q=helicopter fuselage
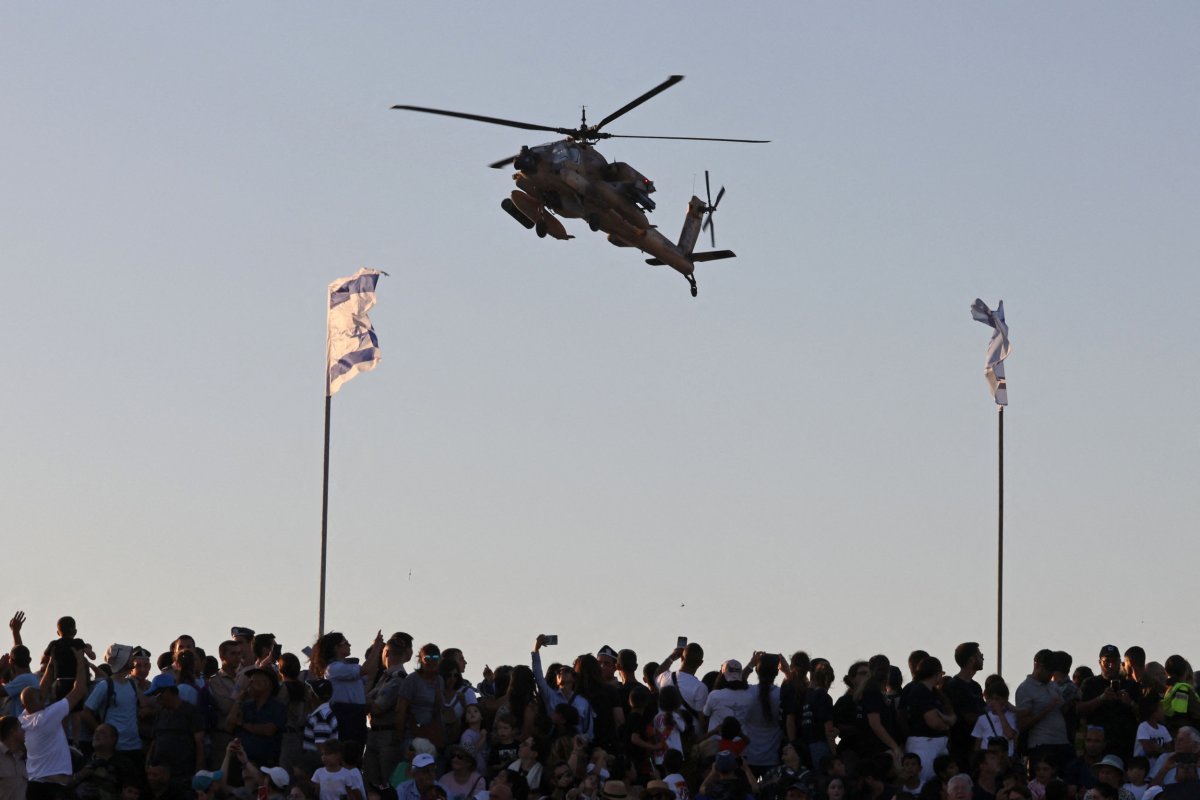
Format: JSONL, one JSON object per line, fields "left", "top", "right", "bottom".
{"left": 505, "top": 138, "right": 703, "bottom": 278}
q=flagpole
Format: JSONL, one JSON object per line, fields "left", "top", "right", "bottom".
{"left": 319, "top": 393, "right": 331, "bottom": 638}
{"left": 997, "top": 404, "right": 1004, "bottom": 678}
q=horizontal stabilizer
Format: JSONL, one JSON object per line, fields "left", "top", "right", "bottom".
{"left": 644, "top": 249, "right": 736, "bottom": 267}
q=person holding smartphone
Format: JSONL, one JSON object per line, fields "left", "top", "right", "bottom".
{"left": 1079, "top": 646, "right": 1141, "bottom": 760}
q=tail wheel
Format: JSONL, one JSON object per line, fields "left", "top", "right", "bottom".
{"left": 588, "top": 214, "right": 601, "bottom": 232}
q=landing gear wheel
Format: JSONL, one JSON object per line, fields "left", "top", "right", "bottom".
{"left": 688, "top": 277, "right": 698, "bottom": 298}
{"left": 588, "top": 214, "right": 601, "bottom": 232}
{"left": 535, "top": 219, "right": 547, "bottom": 238}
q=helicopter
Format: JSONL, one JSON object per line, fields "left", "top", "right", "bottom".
{"left": 392, "top": 75, "right": 768, "bottom": 297}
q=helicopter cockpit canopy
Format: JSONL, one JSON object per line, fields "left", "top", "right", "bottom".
{"left": 549, "top": 141, "right": 580, "bottom": 165}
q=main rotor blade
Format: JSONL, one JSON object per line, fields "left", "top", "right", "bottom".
{"left": 392, "top": 105, "right": 572, "bottom": 135}
{"left": 594, "top": 75, "right": 684, "bottom": 131}
{"left": 489, "top": 155, "right": 518, "bottom": 170}
{"left": 712, "top": 186, "right": 726, "bottom": 209}
{"left": 604, "top": 134, "right": 771, "bottom": 143}
{"left": 705, "top": 170, "right": 712, "bottom": 207}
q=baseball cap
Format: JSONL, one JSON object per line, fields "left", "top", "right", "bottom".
{"left": 231, "top": 626, "right": 255, "bottom": 640}
{"left": 261, "top": 766, "right": 290, "bottom": 788}
{"left": 721, "top": 659, "right": 743, "bottom": 682}
{"left": 145, "top": 673, "right": 178, "bottom": 696}
{"left": 192, "top": 771, "right": 223, "bottom": 792}
{"left": 1099, "top": 644, "right": 1120, "bottom": 659}
{"left": 597, "top": 645, "right": 619, "bottom": 662}
{"left": 412, "top": 753, "right": 436, "bottom": 769}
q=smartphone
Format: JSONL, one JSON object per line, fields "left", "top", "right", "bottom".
{"left": 1110, "top": 679, "right": 1120, "bottom": 691}
{"left": 544, "top": 634, "right": 558, "bottom": 646}
{"left": 677, "top": 636, "right": 688, "bottom": 649}
{"left": 271, "top": 643, "right": 282, "bottom": 660}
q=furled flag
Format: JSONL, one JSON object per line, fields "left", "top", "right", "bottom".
{"left": 970, "top": 298, "right": 1010, "bottom": 406}
{"left": 327, "top": 268, "right": 388, "bottom": 397}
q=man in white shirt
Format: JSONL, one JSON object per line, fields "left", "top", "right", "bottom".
{"left": 21, "top": 643, "right": 89, "bottom": 800}
{"left": 655, "top": 642, "right": 708, "bottom": 737}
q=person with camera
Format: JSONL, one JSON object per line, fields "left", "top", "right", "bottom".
{"left": 1150, "top": 726, "right": 1200, "bottom": 788}
{"left": 1079, "top": 647, "right": 1141, "bottom": 760}
{"left": 1158, "top": 752, "right": 1200, "bottom": 800}
{"left": 696, "top": 750, "right": 757, "bottom": 800}
{"left": 531, "top": 637, "right": 593, "bottom": 743}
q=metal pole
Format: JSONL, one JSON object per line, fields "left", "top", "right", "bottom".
{"left": 319, "top": 393, "right": 331, "bottom": 638}
{"left": 997, "top": 405, "right": 1004, "bottom": 679}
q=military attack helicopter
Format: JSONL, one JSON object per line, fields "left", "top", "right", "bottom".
{"left": 392, "top": 75, "right": 768, "bottom": 297}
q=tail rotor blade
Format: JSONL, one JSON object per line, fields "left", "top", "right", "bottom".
{"left": 701, "top": 176, "right": 725, "bottom": 248}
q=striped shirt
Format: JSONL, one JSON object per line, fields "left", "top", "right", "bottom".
{"left": 303, "top": 703, "right": 340, "bottom": 751}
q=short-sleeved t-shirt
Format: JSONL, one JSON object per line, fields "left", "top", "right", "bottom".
{"left": 1081, "top": 676, "right": 1141, "bottom": 755}
{"left": 42, "top": 639, "right": 79, "bottom": 683}
{"left": 85, "top": 679, "right": 142, "bottom": 751}
{"left": 3, "top": 673, "right": 39, "bottom": 717}
{"left": 800, "top": 687, "right": 833, "bottom": 745}
{"left": 313, "top": 766, "right": 365, "bottom": 800}
{"left": 1015, "top": 675, "right": 1068, "bottom": 748}
{"left": 857, "top": 687, "right": 897, "bottom": 755}
{"left": 151, "top": 700, "right": 205, "bottom": 778}
{"left": 1135, "top": 721, "right": 1172, "bottom": 757}
{"left": 240, "top": 698, "right": 287, "bottom": 766}
{"left": 397, "top": 673, "right": 439, "bottom": 727}
{"left": 21, "top": 698, "right": 73, "bottom": 780}
{"left": 742, "top": 686, "right": 783, "bottom": 768}
{"left": 900, "top": 682, "right": 942, "bottom": 738}
{"left": 971, "top": 709, "right": 1018, "bottom": 756}
{"left": 703, "top": 688, "right": 756, "bottom": 733}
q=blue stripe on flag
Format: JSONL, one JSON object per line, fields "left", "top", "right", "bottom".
{"left": 329, "top": 273, "right": 381, "bottom": 309}
{"left": 328, "top": 344, "right": 380, "bottom": 383}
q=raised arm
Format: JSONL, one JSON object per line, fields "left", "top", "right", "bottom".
{"left": 531, "top": 637, "right": 554, "bottom": 701}
{"left": 655, "top": 647, "right": 684, "bottom": 680}
{"left": 9, "top": 612, "right": 24, "bottom": 647}
{"left": 361, "top": 631, "right": 385, "bottom": 679}
{"left": 65, "top": 647, "right": 91, "bottom": 709}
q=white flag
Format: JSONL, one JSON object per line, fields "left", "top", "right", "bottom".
{"left": 970, "top": 298, "right": 1010, "bottom": 406}
{"left": 327, "top": 268, "right": 387, "bottom": 397}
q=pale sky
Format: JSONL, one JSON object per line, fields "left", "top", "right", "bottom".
{"left": 3, "top": 3, "right": 1198, "bottom": 685}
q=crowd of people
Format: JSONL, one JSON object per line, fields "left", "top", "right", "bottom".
{"left": 3, "top": 613, "right": 1200, "bottom": 800}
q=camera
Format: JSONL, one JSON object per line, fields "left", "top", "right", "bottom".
{"left": 543, "top": 634, "right": 558, "bottom": 646}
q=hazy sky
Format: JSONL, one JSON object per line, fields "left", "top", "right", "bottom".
{"left": 3, "top": 3, "right": 1197, "bottom": 684}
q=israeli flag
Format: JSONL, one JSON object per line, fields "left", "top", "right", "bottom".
{"left": 327, "top": 268, "right": 387, "bottom": 397}
{"left": 970, "top": 298, "right": 1010, "bottom": 406}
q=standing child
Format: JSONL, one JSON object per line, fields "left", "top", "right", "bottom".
{"left": 487, "top": 713, "right": 521, "bottom": 779}
{"left": 460, "top": 704, "right": 489, "bottom": 775}
{"left": 651, "top": 687, "right": 687, "bottom": 770}
{"left": 1123, "top": 756, "right": 1151, "bottom": 800}
{"left": 303, "top": 681, "right": 340, "bottom": 779}
{"left": 311, "top": 741, "right": 364, "bottom": 800}
{"left": 1135, "top": 699, "right": 1172, "bottom": 759}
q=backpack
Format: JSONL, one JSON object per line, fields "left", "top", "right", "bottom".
{"left": 96, "top": 678, "right": 136, "bottom": 722}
